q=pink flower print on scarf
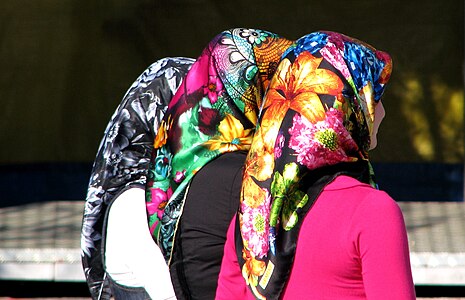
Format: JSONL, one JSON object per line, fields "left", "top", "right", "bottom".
{"left": 288, "top": 108, "right": 359, "bottom": 170}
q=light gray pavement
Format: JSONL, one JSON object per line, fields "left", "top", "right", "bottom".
{"left": 399, "top": 202, "right": 465, "bottom": 286}
{"left": 0, "top": 200, "right": 464, "bottom": 286}
{"left": 0, "top": 201, "right": 83, "bottom": 281}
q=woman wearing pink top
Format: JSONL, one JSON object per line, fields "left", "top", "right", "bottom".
{"left": 216, "top": 32, "right": 416, "bottom": 299}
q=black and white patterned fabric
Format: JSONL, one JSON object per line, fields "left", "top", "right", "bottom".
{"left": 81, "top": 57, "right": 194, "bottom": 300}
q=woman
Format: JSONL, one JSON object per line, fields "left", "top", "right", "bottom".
{"left": 145, "top": 28, "right": 292, "bottom": 299}
{"left": 81, "top": 57, "right": 194, "bottom": 299}
{"left": 215, "top": 32, "right": 416, "bottom": 299}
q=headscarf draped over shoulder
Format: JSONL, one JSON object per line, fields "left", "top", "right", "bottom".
{"left": 145, "top": 28, "right": 293, "bottom": 262}
{"left": 235, "top": 31, "right": 392, "bottom": 299}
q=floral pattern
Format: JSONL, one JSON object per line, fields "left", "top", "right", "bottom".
{"left": 240, "top": 187, "right": 271, "bottom": 258}
{"left": 288, "top": 108, "right": 359, "bottom": 169}
{"left": 203, "top": 114, "right": 254, "bottom": 152}
{"left": 147, "top": 187, "right": 170, "bottom": 232}
{"left": 236, "top": 31, "right": 392, "bottom": 299}
{"left": 204, "top": 73, "right": 223, "bottom": 104}
{"left": 145, "top": 29, "right": 292, "bottom": 261}
{"left": 239, "top": 28, "right": 271, "bottom": 46}
{"left": 80, "top": 57, "right": 194, "bottom": 300}
{"left": 269, "top": 162, "right": 309, "bottom": 231}
{"left": 241, "top": 247, "right": 266, "bottom": 299}
{"left": 262, "top": 51, "right": 343, "bottom": 125}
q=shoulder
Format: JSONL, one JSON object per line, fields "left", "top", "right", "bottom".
{"left": 326, "top": 175, "right": 402, "bottom": 218}
{"left": 326, "top": 175, "right": 394, "bottom": 199}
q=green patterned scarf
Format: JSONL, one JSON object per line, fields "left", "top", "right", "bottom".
{"left": 145, "top": 28, "right": 293, "bottom": 262}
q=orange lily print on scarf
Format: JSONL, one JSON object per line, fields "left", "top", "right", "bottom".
{"left": 261, "top": 51, "right": 344, "bottom": 128}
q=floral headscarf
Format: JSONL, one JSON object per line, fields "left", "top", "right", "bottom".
{"left": 235, "top": 31, "right": 392, "bottom": 299}
{"left": 145, "top": 28, "right": 293, "bottom": 262}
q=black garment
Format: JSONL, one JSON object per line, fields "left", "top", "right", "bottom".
{"left": 170, "top": 151, "right": 247, "bottom": 300}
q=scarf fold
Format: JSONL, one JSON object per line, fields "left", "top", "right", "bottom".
{"left": 145, "top": 28, "right": 293, "bottom": 262}
{"left": 235, "top": 31, "right": 392, "bottom": 299}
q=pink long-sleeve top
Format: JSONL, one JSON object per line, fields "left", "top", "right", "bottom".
{"left": 216, "top": 175, "right": 416, "bottom": 299}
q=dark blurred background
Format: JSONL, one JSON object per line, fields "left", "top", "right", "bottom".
{"left": 0, "top": 0, "right": 463, "bottom": 203}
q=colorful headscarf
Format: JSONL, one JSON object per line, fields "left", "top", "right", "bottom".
{"left": 145, "top": 28, "right": 293, "bottom": 262}
{"left": 235, "top": 31, "right": 392, "bottom": 299}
